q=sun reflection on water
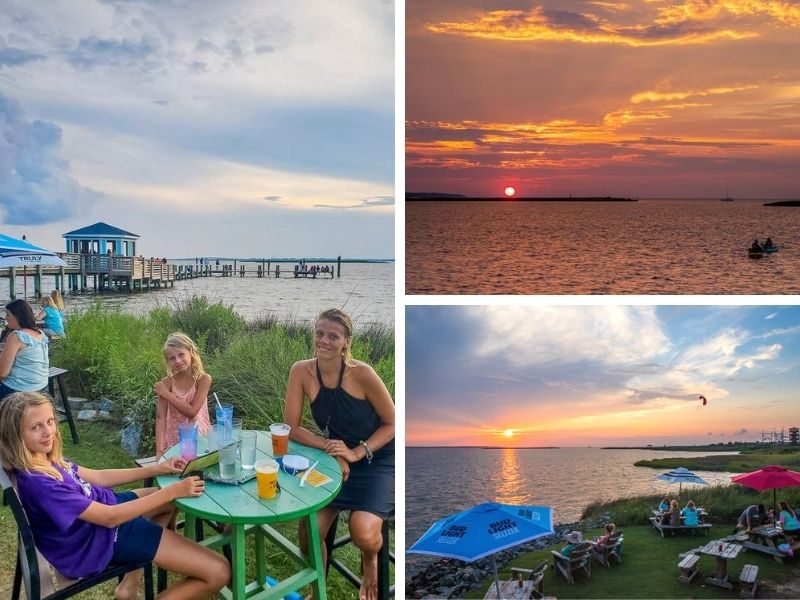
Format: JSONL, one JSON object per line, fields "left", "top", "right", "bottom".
{"left": 493, "top": 448, "right": 528, "bottom": 505}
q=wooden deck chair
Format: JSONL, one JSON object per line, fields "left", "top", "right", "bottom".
{"left": 591, "top": 529, "right": 623, "bottom": 568}
{"left": 509, "top": 561, "right": 548, "bottom": 598}
{"left": 551, "top": 541, "right": 593, "bottom": 584}
{"left": 0, "top": 466, "right": 154, "bottom": 600}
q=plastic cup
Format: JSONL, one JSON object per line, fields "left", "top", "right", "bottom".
{"left": 206, "top": 424, "right": 223, "bottom": 452}
{"left": 215, "top": 403, "right": 233, "bottom": 441}
{"left": 231, "top": 418, "right": 243, "bottom": 442}
{"left": 255, "top": 459, "right": 279, "bottom": 499}
{"left": 270, "top": 423, "right": 291, "bottom": 457}
{"left": 240, "top": 430, "right": 257, "bottom": 470}
{"left": 218, "top": 441, "right": 239, "bottom": 480}
{"left": 178, "top": 423, "right": 198, "bottom": 460}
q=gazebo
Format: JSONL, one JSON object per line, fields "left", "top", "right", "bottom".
{"left": 62, "top": 222, "right": 139, "bottom": 256}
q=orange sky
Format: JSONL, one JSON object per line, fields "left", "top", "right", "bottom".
{"left": 406, "top": 0, "right": 800, "bottom": 198}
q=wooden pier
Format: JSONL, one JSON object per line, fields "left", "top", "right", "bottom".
{"left": 1, "top": 254, "right": 342, "bottom": 299}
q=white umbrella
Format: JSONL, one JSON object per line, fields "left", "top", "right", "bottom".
{"left": 0, "top": 233, "right": 66, "bottom": 299}
{"left": 657, "top": 467, "right": 708, "bottom": 495}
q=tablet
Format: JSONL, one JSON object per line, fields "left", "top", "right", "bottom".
{"left": 180, "top": 451, "right": 219, "bottom": 477}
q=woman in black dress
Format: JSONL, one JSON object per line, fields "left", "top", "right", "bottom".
{"left": 284, "top": 309, "right": 394, "bottom": 600}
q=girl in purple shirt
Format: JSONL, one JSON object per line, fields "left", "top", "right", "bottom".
{"left": 0, "top": 391, "right": 230, "bottom": 599}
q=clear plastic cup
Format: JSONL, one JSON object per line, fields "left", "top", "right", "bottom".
{"left": 215, "top": 403, "right": 233, "bottom": 441}
{"left": 218, "top": 441, "right": 239, "bottom": 480}
{"left": 270, "top": 423, "right": 291, "bottom": 457}
{"left": 240, "top": 430, "right": 257, "bottom": 470}
{"left": 255, "top": 459, "right": 279, "bottom": 499}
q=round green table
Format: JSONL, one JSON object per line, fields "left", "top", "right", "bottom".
{"left": 157, "top": 430, "right": 342, "bottom": 599}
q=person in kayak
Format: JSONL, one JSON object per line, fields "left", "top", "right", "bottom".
{"left": 764, "top": 237, "right": 775, "bottom": 250}
{"left": 749, "top": 239, "right": 764, "bottom": 253}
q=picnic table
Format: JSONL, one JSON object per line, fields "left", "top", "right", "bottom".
{"left": 157, "top": 431, "right": 342, "bottom": 600}
{"left": 698, "top": 540, "right": 743, "bottom": 590}
{"left": 744, "top": 525, "right": 787, "bottom": 564}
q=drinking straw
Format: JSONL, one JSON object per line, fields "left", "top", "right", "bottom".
{"left": 213, "top": 392, "right": 224, "bottom": 412}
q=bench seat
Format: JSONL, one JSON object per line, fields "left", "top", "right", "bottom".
{"left": 677, "top": 553, "right": 700, "bottom": 584}
{"left": 739, "top": 564, "right": 758, "bottom": 599}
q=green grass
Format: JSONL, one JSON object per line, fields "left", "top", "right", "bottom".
{"left": 1, "top": 422, "right": 379, "bottom": 599}
{"left": 634, "top": 446, "right": 800, "bottom": 472}
{"left": 465, "top": 524, "right": 796, "bottom": 599}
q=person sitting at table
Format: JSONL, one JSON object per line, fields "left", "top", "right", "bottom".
{"left": 284, "top": 308, "right": 394, "bottom": 600}
{"left": 736, "top": 503, "right": 767, "bottom": 532}
{"left": 0, "top": 391, "right": 230, "bottom": 599}
{"left": 681, "top": 500, "right": 700, "bottom": 527}
{"left": 50, "top": 289, "right": 65, "bottom": 315}
{"left": 36, "top": 296, "right": 65, "bottom": 339}
{"left": 657, "top": 497, "right": 670, "bottom": 512}
{"left": 779, "top": 501, "right": 800, "bottom": 538}
{"left": 0, "top": 300, "right": 49, "bottom": 404}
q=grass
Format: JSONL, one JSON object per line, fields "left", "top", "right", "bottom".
{"left": 0, "top": 422, "right": 379, "bottom": 599}
{"left": 634, "top": 446, "right": 800, "bottom": 472}
{"left": 465, "top": 524, "right": 797, "bottom": 599}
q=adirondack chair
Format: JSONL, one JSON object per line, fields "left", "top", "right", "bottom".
{"left": 509, "top": 561, "right": 547, "bottom": 599}
{"left": 551, "top": 541, "right": 593, "bottom": 584}
{"left": 592, "top": 529, "right": 623, "bottom": 568}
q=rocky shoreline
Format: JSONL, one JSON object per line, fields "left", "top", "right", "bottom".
{"left": 406, "top": 517, "right": 610, "bottom": 599}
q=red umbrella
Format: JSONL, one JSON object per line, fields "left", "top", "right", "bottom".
{"left": 731, "top": 465, "right": 800, "bottom": 516}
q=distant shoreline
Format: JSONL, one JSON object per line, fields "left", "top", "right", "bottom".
{"left": 763, "top": 200, "right": 800, "bottom": 207}
{"left": 406, "top": 196, "right": 636, "bottom": 202}
{"left": 171, "top": 257, "right": 394, "bottom": 263}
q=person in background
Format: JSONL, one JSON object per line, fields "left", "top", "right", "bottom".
{"left": 681, "top": 500, "right": 700, "bottom": 527}
{"left": 749, "top": 239, "right": 764, "bottom": 253}
{"left": 50, "top": 290, "right": 65, "bottom": 315}
{"left": 779, "top": 501, "right": 800, "bottom": 539}
{"left": 153, "top": 333, "right": 212, "bottom": 458}
{"left": 764, "top": 237, "right": 775, "bottom": 249}
{"left": 594, "top": 523, "right": 616, "bottom": 545}
{"left": 556, "top": 531, "right": 583, "bottom": 567}
{"left": 36, "top": 296, "right": 65, "bottom": 339}
{"left": 658, "top": 497, "right": 670, "bottom": 512}
{"left": 0, "top": 300, "right": 48, "bottom": 403}
{"left": 736, "top": 504, "right": 767, "bottom": 532}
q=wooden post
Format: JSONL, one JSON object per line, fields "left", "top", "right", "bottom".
{"left": 34, "top": 265, "right": 43, "bottom": 298}
{"left": 9, "top": 268, "right": 16, "bottom": 299}
{"left": 275, "top": 264, "right": 280, "bottom": 278}
{"left": 337, "top": 255, "right": 341, "bottom": 278}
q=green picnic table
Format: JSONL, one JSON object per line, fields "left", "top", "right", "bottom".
{"left": 157, "top": 431, "right": 342, "bottom": 600}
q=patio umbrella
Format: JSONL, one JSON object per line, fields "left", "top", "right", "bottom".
{"left": 0, "top": 234, "right": 66, "bottom": 299}
{"left": 407, "top": 502, "right": 554, "bottom": 598}
{"left": 657, "top": 467, "right": 709, "bottom": 496}
{"left": 731, "top": 465, "right": 800, "bottom": 516}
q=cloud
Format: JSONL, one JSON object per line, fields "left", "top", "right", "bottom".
{"left": 0, "top": 46, "right": 45, "bottom": 68}
{"left": 314, "top": 196, "right": 395, "bottom": 209}
{"left": 262, "top": 195, "right": 282, "bottom": 202}
{"left": 426, "top": 5, "right": 757, "bottom": 47}
{"left": 0, "top": 93, "right": 100, "bottom": 225}
{"left": 765, "top": 313, "right": 778, "bottom": 319}
{"left": 470, "top": 305, "right": 670, "bottom": 366}
{"left": 733, "top": 427, "right": 748, "bottom": 435}
{"left": 67, "top": 35, "right": 158, "bottom": 70}
{"left": 631, "top": 85, "right": 759, "bottom": 104}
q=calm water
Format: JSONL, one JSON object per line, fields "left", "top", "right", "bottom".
{"left": 2, "top": 261, "right": 394, "bottom": 326}
{"left": 406, "top": 447, "right": 739, "bottom": 576}
{"left": 406, "top": 199, "right": 800, "bottom": 294}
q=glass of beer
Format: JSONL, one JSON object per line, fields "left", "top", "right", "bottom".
{"left": 255, "top": 459, "right": 279, "bottom": 499}
{"left": 269, "top": 423, "right": 291, "bottom": 457}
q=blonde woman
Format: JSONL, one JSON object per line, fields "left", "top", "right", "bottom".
{"left": 153, "top": 333, "right": 212, "bottom": 458}
{"left": 36, "top": 296, "right": 65, "bottom": 338}
{"left": 284, "top": 309, "right": 394, "bottom": 600}
{"left": 0, "top": 391, "right": 229, "bottom": 599}
{"left": 50, "top": 289, "right": 65, "bottom": 313}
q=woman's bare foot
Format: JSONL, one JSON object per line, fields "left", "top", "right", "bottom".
{"left": 359, "top": 553, "right": 378, "bottom": 600}
{"left": 114, "top": 569, "right": 142, "bottom": 600}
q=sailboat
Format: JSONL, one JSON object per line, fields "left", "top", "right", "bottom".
{"left": 721, "top": 187, "right": 734, "bottom": 201}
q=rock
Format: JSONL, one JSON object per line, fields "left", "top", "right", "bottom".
{"left": 97, "top": 410, "right": 111, "bottom": 420}
{"left": 77, "top": 409, "right": 97, "bottom": 421}
{"left": 67, "top": 396, "right": 89, "bottom": 412}
{"left": 98, "top": 397, "right": 115, "bottom": 412}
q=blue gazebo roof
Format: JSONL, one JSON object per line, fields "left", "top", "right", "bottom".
{"left": 62, "top": 222, "right": 139, "bottom": 238}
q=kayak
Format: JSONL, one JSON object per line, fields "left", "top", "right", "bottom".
{"left": 748, "top": 251, "right": 764, "bottom": 259}
{"left": 764, "top": 246, "right": 779, "bottom": 253}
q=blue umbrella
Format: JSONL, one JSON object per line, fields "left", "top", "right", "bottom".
{"left": 408, "top": 502, "right": 554, "bottom": 597}
{"left": 657, "top": 467, "right": 708, "bottom": 495}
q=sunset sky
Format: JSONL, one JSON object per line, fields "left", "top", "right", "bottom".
{"left": 406, "top": 0, "right": 800, "bottom": 199}
{"left": 406, "top": 305, "right": 800, "bottom": 447}
{"left": 1, "top": 1, "right": 393, "bottom": 257}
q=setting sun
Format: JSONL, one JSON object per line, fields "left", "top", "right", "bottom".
{"left": 503, "top": 429, "right": 514, "bottom": 438}
{"left": 504, "top": 186, "right": 515, "bottom": 197}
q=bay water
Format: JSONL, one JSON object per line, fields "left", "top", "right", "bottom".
{"left": 406, "top": 199, "right": 800, "bottom": 294}
{"left": 406, "top": 446, "right": 739, "bottom": 577}
{"left": 2, "top": 261, "right": 394, "bottom": 326}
